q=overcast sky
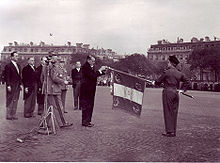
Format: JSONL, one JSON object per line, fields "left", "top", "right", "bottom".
{"left": 0, "top": 0, "right": 220, "bottom": 55}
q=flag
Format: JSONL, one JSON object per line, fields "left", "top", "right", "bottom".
{"left": 111, "top": 69, "right": 145, "bottom": 117}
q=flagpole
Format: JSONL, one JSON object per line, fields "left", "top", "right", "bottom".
{"left": 108, "top": 67, "right": 194, "bottom": 99}
{"left": 108, "top": 67, "right": 154, "bottom": 84}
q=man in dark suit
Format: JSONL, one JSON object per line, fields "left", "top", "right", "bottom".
{"left": 36, "top": 57, "right": 47, "bottom": 115}
{"left": 22, "top": 57, "right": 38, "bottom": 118}
{"left": 80, "top": 55, "right": 106, "bottom": 127}
{"left": 4, "top": 51, "right": 22, "bottom": 120}
{"left": 155, "top": 55, "right": 190, "bottom": 137}
{"left": 71, "top": 61, "right": 82, "bottom": 110}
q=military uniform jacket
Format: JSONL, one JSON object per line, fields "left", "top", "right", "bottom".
{"left": 41, "top": 64, "right": 66, "bottom": 95}
{"left": 58, "top": 66, "right": 68, "bottom": 90}
{"left": 155, "top": 66, "right": 190, "bottom": 91}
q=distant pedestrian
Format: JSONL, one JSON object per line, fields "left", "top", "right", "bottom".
{"left": 36, "top": 57, "right": 47, "bottom": 115}
{"left": 80, "top": 55, "right": 106, "bottom": 127}
{"left": 4, "top": 52, "right": 22, "bottom": 120}
{"left": 22, "top": 57, "right": 38, "bottom": 118}
{"left": 71, "top": 61, "right": 82, "bottom": 110}
{"left": 154, "top": 55, "right": 190, "bottom": 137}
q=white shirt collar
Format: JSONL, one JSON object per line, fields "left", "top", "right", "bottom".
{"left": 11, "top": 60, "right": 17, "bottom": 65}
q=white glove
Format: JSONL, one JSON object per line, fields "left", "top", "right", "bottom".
{"left": 152, "top": 81, "right": 155, "bottom": 85}
{"left": 178, "top": 90, "right": 184, "bottom": 94}
{"left": 64, "top": 80, "right": 68, "bottom": 85}
{"left": 7, "top": 86, "right": 11, "bottom": 92}
{"left": 25, "top": 87, "right": 28, "bottom": 93}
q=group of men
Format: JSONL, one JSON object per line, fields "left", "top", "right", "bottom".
{"left": 5, "top": 51, "right": 190, "bottom": 136}
{"left": 5, "top": 51, "right": 107, "bottom": 128}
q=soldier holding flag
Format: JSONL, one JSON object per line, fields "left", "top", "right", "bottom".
{"left": 154, "top": 55, "right": 190, "bottom": 137}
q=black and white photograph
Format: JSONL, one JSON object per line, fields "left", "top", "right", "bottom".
{"left": 0, "top": 0, "right": 219, "bottom": 162}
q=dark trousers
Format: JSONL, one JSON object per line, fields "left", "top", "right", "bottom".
{"left": 6, "top": 85, "right": 20, "bottom": 119}
{"left": 162, "top": 88, "right": 179, "bottom": 133}
{"left": 81, "top": 97, "right": 95, "bottom": 125}
{"left": 73, "top": 83, "right": 81, "bottom": 108}
{"left": 37, "top": 93, "right": 44, "bottom": 115}
{"left": 24, "top": 85, "right": 37, "bottom": 117}
{"left": 47, "top": 94, "right": 67, "bottom": 126}
{"left": 61, "top": 90, "right": 67, "bottom": 112}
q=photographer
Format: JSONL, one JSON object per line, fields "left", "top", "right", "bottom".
{"left": 41, "top": 54, "right": 72, "bottom": 128}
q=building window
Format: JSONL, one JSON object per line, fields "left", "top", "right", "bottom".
{"left": 24, "top": 48, "right": 27, "bottom": 52}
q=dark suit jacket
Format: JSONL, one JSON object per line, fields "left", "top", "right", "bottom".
{"left": 5, "top": 61, "right": 22, "bottom": 107}
{"left": 80, "top": 62, "right": 104, "bottom": 100}
{"left": 22, "top": 64, "right": 37, "bottom": 99}
{"left": 36, "top": 65, "right": 43, "bottom": 90}
{"left": 71, "top": 68, "right": 82, "bottom": 88}
{"left": 5, "top": 61, "right": 22, "bottom": 88}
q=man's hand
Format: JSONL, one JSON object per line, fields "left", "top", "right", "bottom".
{"left": 7, "top": 86, "right": 11, "bottom": 92}
{"left": 64, "top": 80, "right": 68, "bottom": 85}
{"left": 99, "top": 66, "right": 107, "bottom": 72}
{"left": 25, "top": 87, "right": 28, "bottom": 93}
{"left": 151, "top": 81, "right": 155, "bottom": 86}
{"left": 178, "top": 90, "right": 184, "bottom": 94}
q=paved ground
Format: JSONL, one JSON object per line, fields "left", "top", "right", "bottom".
{"left": 0, "top": 85, "right": 219, "bottom": 162}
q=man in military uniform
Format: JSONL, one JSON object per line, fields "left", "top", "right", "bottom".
{"left": 58, "top": 57, "right": 69, "bottom": 113}
{"left": 41, "top": 54, "right": 72, "bottom": 128}
{"left": 154, "top": 55, "right": 190, "bottom": 137}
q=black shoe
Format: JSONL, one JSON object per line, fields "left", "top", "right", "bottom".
{"left": 60, "top": 122, "right": 73, "bottom": 128}
{"left": 87, "top": 123, "right": 94, "bottom": 127}
{"left": 12, "top": 117, "right": 18, "bottom": 120}
{"left": 24, "top": 116, "right": 31, "bottom": 118}
{"left": 64, "top": 111, "right": 68, "bottom": 113}
{"left": 82, "top": 123, "right": 94, "bottom": 127}
{"left": 162, "top": 132, "right": 176, "bottom": 137}
{"left": 6, "top": 117, "right": 13, "bottom": 120}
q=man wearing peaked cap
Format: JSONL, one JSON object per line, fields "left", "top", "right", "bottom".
{"left": 154, "top": 55, "right": 190, "bottom": 137}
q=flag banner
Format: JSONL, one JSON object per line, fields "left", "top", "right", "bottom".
{"left": 111, "top": 69, "right": 145, "bottom": 117}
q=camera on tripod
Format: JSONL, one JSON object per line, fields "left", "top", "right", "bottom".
{"left": 45, "top": 55, "right": 56, "bottom": 65}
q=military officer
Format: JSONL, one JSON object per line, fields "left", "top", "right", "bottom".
{"left": 58, "top": 57, "right": 69, "bottom": 113}
{"left": 154, "top": 55, "right": 190, "bottom": 137}
{"left": 41, "top": 54, "right": 72, "bottom": 128}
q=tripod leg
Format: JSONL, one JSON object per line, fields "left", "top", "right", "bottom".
{"left": 50, "top": 107, "right": 56, "bottom": 135}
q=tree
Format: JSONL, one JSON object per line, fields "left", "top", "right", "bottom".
{"left": 111, "top": 54, "right": 159, "bottom": 78}
{"left": 187, "top": 47, "right": 220, "bottom": 81}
